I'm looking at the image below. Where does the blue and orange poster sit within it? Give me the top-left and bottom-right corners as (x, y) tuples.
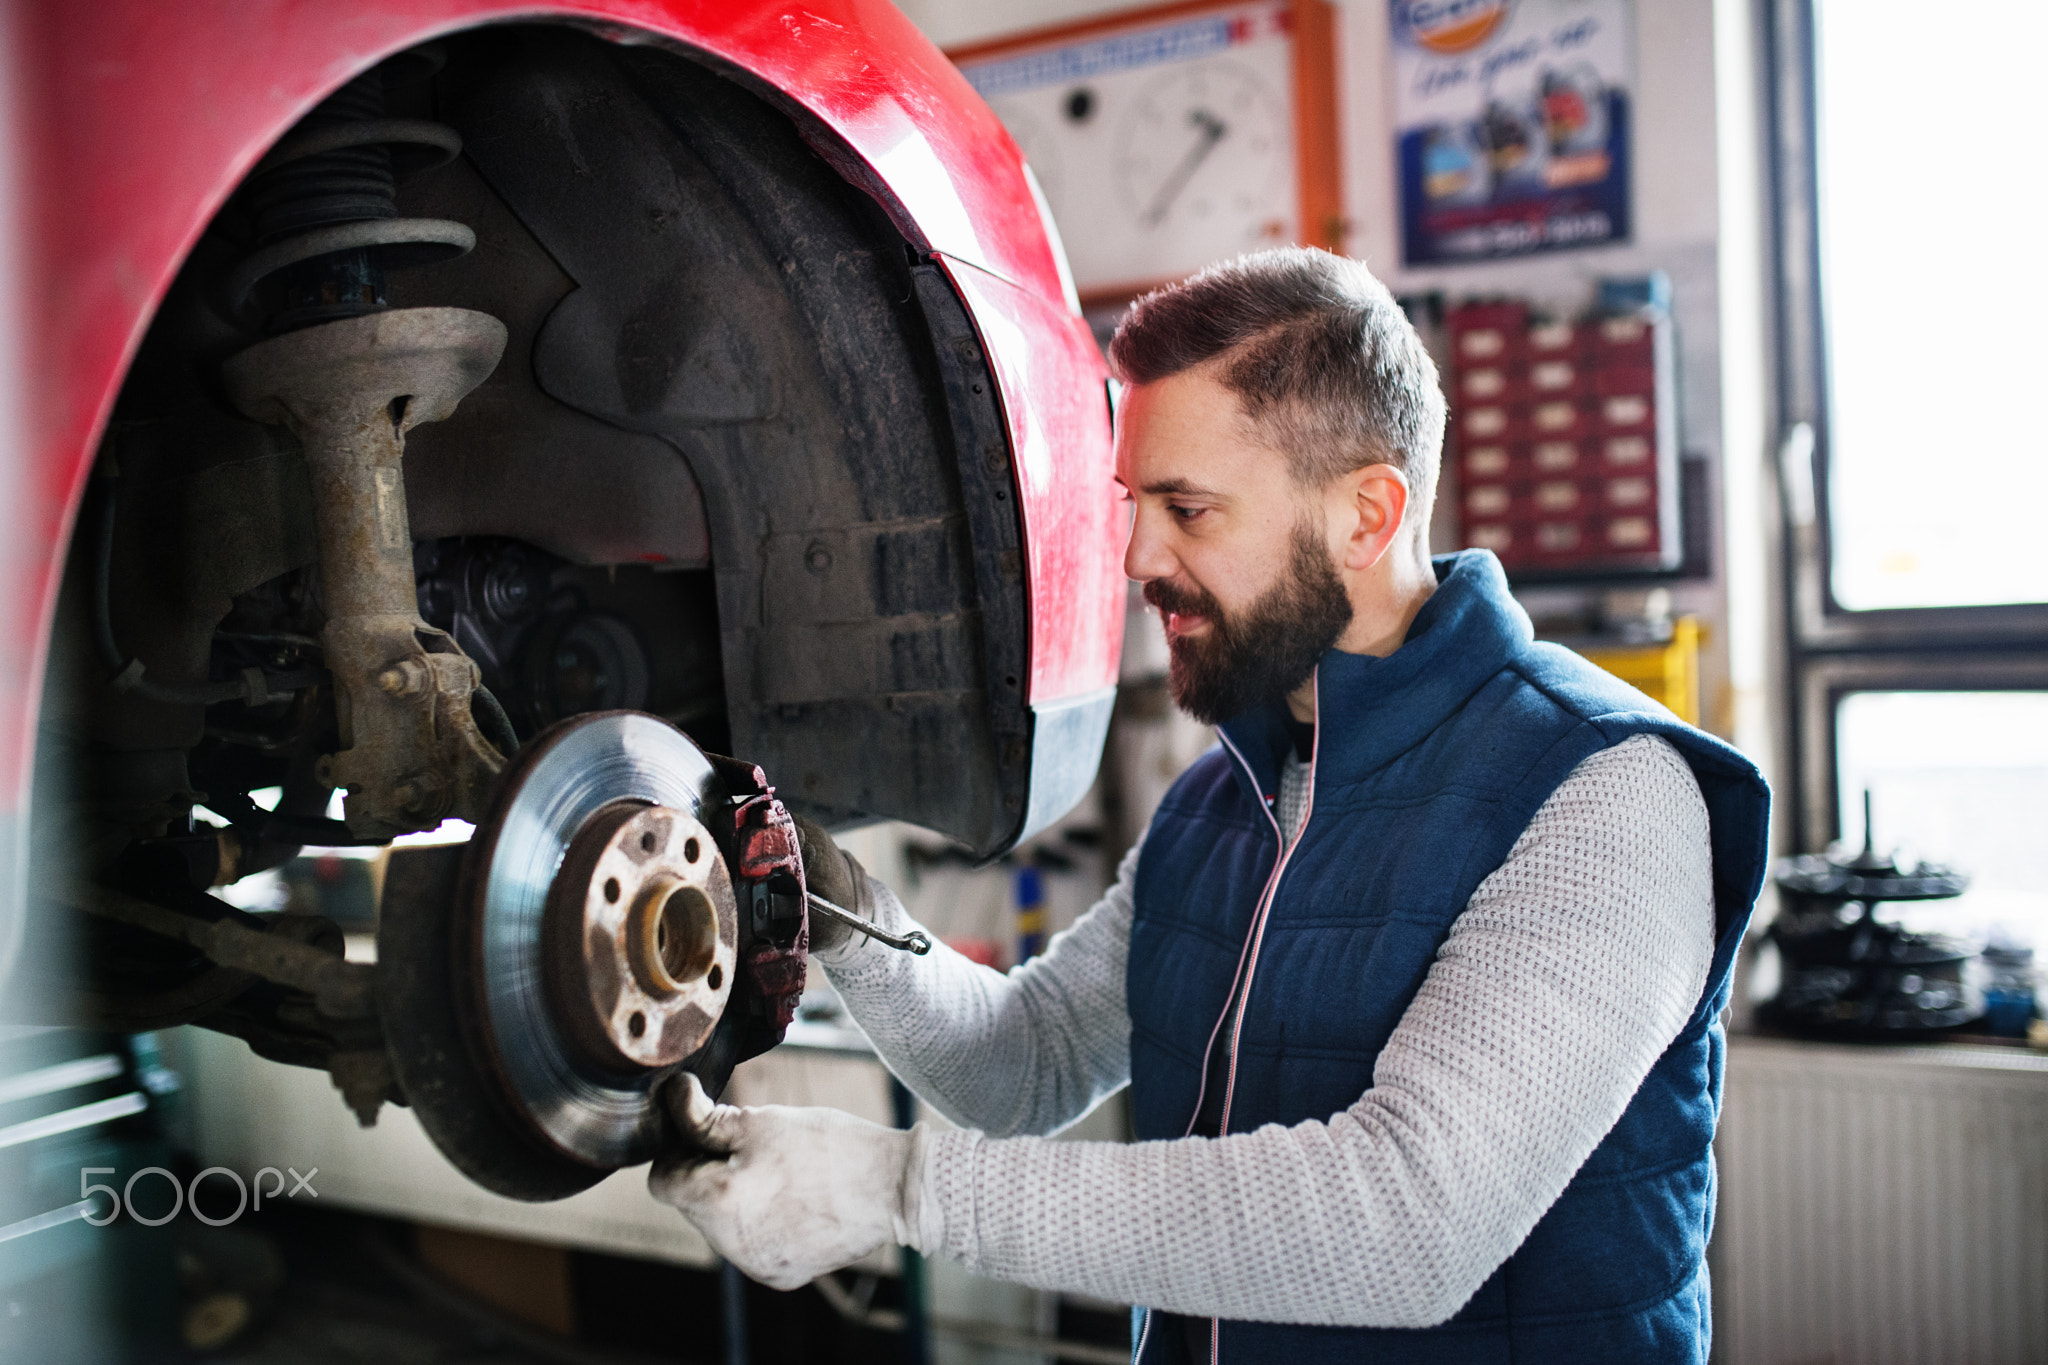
(1393, 0), (1634, 265)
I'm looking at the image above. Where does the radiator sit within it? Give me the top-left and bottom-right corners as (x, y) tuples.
(1714, 1036), (2048, 1365)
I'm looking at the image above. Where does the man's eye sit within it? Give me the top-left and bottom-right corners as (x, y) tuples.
(1170, 504), (1206, 522)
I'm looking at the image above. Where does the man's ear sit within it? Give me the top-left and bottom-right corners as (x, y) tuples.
(1339, 463), (1411, 572)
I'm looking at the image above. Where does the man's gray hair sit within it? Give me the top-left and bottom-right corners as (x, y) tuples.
(1107, 248), (1445, 535)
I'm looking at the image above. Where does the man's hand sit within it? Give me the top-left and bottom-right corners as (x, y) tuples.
(792, 814), (873, 959)
(649, 1073), (925, 1289)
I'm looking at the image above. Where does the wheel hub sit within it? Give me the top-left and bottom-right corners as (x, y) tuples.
(543, 801), (735, 1072)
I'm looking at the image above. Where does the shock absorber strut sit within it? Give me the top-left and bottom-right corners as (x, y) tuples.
(226, 64), (474, 331)
(222, 57), (510, 839)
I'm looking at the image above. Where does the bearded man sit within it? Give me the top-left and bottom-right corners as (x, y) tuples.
(652, 248), (1770, 1365)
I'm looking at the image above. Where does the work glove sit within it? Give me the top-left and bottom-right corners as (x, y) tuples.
(649, 1072), (931, 1289)
(791, 813), (874, 961)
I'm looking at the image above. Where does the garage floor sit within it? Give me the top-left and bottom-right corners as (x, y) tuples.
(204, 1205), (911, 1365)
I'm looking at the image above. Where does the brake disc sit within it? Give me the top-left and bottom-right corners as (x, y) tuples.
(379, 710), (741, 1200)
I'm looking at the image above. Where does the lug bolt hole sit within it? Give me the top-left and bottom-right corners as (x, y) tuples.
(684, 838), (700, 863)
(640, 831), (658, 854)
(708, 965), (723, 991)
(603, 877), (620, 904)
(628, 1011), (646, 1038)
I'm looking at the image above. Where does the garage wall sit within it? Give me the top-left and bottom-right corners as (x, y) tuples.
(899, 0), (1766, 755)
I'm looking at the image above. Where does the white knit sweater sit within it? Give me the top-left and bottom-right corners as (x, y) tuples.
(819, 733), (1716, 1329)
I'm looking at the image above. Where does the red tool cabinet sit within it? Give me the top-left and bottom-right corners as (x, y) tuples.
(1447, 299), (1683, 576)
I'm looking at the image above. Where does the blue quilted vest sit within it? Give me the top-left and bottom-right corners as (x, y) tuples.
(1128, 551), (1769, 1364)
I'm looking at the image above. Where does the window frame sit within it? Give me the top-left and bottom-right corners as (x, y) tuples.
(1766, 0), (2048, 851)
(1794, 654), (2048, 862)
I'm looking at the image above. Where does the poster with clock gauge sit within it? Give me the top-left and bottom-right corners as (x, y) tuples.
(951, 0), (1341, 305)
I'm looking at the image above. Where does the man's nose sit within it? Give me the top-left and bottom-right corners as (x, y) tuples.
(1123, 505), (1174, 584)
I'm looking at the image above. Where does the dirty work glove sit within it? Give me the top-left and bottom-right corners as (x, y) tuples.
(792, 813), (874, 961)
(649, 1073), (931, 1289)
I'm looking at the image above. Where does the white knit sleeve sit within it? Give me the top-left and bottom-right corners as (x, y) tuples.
(819, 836), (1141, 1138)
(910, 734), (1717, 1329)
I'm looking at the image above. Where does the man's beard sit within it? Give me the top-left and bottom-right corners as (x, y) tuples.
(1144, 521), (1353, 726)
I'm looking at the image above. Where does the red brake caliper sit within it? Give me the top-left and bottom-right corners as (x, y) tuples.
(714, 758), (809, 1056)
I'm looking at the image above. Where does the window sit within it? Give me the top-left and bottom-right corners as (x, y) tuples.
(1771, 0), (2048, 862)
(1810, 1), (2048, 612)
(1834, 691), (2048, 944)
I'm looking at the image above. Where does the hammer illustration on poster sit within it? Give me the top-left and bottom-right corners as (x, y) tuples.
(1393, 0), (1634, 265)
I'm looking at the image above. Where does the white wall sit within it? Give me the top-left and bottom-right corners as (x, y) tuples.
(895, 0), (1118, 48)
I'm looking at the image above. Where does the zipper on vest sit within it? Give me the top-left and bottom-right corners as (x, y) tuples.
(1178, 733), (1284, 1142)
(1213, 692), (1318, 1140)
(1186, 671), (1320, 1365)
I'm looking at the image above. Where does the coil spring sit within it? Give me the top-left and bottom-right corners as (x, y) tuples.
(228, 58), (473, 331)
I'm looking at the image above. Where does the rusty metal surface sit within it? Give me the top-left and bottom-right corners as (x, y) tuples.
(221, 306), (509, 838)
(58, 879), (372, 1018)
(541, 802), (735, 1071)
(57, 878), (394, 1123)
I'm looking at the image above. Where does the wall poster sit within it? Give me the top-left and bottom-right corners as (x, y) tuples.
(1392, 0), (1634, 266)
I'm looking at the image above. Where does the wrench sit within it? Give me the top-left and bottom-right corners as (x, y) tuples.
(804, 892), (932, 955)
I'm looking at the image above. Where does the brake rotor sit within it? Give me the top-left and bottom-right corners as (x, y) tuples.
(380, 710), (741, 1200)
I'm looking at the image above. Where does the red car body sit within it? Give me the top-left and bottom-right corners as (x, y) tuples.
(0, 0), (1125, 984)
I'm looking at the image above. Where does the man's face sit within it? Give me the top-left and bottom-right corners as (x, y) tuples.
(1115, 369), (1353, 725)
